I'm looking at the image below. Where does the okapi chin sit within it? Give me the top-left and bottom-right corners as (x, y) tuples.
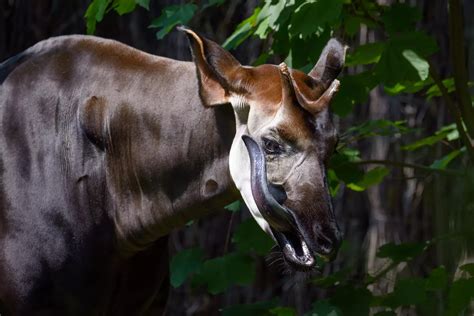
(0, 27), (344, 315)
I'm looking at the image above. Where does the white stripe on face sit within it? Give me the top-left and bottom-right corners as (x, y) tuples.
(228, 124), (272, 236)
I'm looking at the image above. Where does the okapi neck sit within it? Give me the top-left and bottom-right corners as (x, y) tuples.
(96, 88), (238, 256)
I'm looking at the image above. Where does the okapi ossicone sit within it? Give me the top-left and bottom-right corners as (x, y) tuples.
(0, 27), (344, 315)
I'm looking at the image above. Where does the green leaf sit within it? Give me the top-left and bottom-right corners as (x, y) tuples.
(446, 277), (474, 316)
(136, 0), (150, 10)
(384, 78), (432, 96)
(306, 300), (342, 316)
(382, 278), (427, 308)
(430, 148), (465, 170)
(391, 32), (438, 57)
(225, 200), (241, 212)
(329, 152), (364, 184)
(346, 43), (385, 67)
(222, 299), (279, 316)
(253, 52), (270, 66)
(223, 7), (261, 49)
(289, 0), (343, 38)
(338, 148), (361, 160)
(149, 4), (197, 39)
(270, 306), (297, 316)
(256, 0), (287, 38)
(376, 242), (427, 263)
(170, 247), (204, 288)
(286, 28), (331, 69)
(223, 0), (291, 49)
(403, 132), (448, 151)
(382, 3), (421, 34)
(425, 266), (448, 290)
(460, 263), (474, 277)
(375, 32), (437, 86)
(425, 78), (455, 100)
(113, 0), (136, 15)
(331, 71), (378, 116)
(402, 124), (457, 151)
(402, 49), (429, 81)
(327, 168), (341, 197)
(192, 252), (256, 294)
(426, 80), (474, 100)
(84, 0), (111, 34)
(232, 218), (274, 255)
(347, 167), (389, 192)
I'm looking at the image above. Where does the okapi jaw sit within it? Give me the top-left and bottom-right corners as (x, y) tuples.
(182, 27), (345, 271)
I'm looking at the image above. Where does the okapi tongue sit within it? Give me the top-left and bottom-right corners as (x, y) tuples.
(242, 135), (294, 232)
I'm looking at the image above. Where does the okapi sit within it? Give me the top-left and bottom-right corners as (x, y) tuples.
(0, 27), (344, 315)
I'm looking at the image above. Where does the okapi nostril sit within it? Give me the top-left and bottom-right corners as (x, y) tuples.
(268, 183), (287, 204)
(204, 179), (218, 195)
(317, 234), (335, 254)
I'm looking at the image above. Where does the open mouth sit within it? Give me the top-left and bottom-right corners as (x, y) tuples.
(271, 228), (315, 270)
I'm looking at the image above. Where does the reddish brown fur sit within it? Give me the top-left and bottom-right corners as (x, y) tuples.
(242, 65), (326, 144)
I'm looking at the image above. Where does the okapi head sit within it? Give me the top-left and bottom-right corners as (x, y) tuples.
(181, 27), (344, 271)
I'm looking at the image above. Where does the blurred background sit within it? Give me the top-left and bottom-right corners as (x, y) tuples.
(1, 0), (473, 315)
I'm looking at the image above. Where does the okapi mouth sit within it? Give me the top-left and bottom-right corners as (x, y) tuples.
(242, 135), (328, 271)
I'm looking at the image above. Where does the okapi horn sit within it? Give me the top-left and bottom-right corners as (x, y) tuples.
(242, 135), (295, 231)
(290, 75), (340, 115)
(278, 62), (340, 115)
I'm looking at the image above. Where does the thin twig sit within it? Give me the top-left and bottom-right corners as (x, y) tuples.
(354, 159), (464, 176)
(429, 61), (474, 162)
(365, 261), (399, 286)
(223, 211), (236, 255)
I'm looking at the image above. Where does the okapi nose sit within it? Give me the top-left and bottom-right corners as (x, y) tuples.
(314, 224), (343, 259)
(268, 183), (287, 204)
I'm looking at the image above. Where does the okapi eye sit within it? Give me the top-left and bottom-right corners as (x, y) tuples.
(262, 137), (284, 155)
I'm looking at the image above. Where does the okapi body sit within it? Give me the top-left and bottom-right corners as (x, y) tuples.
(0, 28), (344, 315)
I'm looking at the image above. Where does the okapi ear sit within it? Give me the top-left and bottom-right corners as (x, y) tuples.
(308, 38), (345, 89)
(287, 39), (345, 115)
(179, 26), (243, 107)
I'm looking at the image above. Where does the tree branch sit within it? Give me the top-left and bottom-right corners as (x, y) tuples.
(429, 61), (474, 162)
(448, 0), (474, 138)
(355, 159), (464, 176)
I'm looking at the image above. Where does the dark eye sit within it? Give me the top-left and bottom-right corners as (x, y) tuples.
(262, 137), (284, 155)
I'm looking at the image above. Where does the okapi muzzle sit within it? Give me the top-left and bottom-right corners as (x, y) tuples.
(181, 27), (345, 271)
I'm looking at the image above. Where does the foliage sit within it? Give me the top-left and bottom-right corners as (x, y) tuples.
(169, 216), (273, 295)
(149, 4), (197, 39)
(85, 0), (150, 34)
(167, 204), (473, 314)
(84, 0), (474, 314)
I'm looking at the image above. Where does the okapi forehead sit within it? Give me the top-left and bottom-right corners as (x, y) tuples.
(244, 64), (329, 143)
(244, 64), (283, 114)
